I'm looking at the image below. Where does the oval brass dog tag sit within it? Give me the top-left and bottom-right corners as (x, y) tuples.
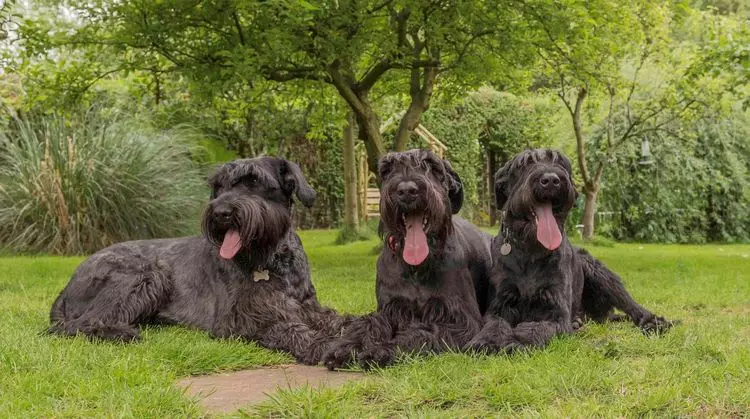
(500, 243), (512, 256)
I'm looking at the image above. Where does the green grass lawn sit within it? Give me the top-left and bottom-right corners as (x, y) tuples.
(1, 231), (749, 417)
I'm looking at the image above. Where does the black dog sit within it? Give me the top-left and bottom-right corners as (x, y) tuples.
(467, 149), (672, 352)
(324, 149), (492, 370)
(49, 157), (345, 364)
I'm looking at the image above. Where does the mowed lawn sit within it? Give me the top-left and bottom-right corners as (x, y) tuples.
(1, 231), (749, 417)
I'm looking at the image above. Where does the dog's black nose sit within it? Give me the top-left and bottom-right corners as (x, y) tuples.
(213, 205), (234, 224)
(539, 173), (561, 188)
(396, 181), (419, 198)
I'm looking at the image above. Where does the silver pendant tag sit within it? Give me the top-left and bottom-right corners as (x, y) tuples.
(500, 243), (512, 256)
(253, 269), (270, 282)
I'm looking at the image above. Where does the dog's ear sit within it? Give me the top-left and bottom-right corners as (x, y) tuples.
(378, 154), (394, 182)
(207, 163), (230, 200)
(494, 162), (510, 210)
(442, 160), (464, 214)
(280, 160), (316, 207)
(554, 150), (574, 177)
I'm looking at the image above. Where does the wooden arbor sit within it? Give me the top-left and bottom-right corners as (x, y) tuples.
(357, 117), (448, 221)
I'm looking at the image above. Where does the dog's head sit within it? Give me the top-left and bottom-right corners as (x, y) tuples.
(494, 149), (577, 251)
(202, 157), (315, 265)
(378, 149), (463, 266)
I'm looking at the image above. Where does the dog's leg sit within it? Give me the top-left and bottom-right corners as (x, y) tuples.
(300, 300), (353, 337)
(578, 249), (673, 334)
(465, 316), (518, 353)
(49, 270), (171, 342)
(511, 320), (571, 348)
(260, 322), (331, 365)
(358, 297), (482, 368)
(323, 312), (395, 370)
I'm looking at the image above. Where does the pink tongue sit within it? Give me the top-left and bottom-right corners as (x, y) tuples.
(535, 204), (562, 251)
(219, 229), (242, 260)
(403, 214), (429, 266)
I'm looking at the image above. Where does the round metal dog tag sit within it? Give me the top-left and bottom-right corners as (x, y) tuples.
(500, 243), (512, 256)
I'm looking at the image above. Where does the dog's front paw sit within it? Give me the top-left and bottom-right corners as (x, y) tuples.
(297, 346), (325, 366)
(357, 345), (396, 370)
(322, 341), (359, 370)
(464, 336), (519, 354)
(639, 314), (675, 335)
(464, 338), (499, 354)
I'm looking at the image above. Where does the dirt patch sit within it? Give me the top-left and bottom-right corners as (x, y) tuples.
(177, 364), (363, 413)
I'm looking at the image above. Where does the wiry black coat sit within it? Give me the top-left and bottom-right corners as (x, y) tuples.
(467, 149), (672, 352)
(324, 149), (492, 370)
(49, 157), (346, 364)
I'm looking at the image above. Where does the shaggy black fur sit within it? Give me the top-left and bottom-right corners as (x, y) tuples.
(467, 149), (673, 352)
(324, 149), (492, 370)
(48, 157), (346, 365)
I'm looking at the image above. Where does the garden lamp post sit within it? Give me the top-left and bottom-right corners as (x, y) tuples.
(639, 136), (653, 165)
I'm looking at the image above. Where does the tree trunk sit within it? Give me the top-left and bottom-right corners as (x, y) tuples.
(393, 65), (438, 151)
(582, 185), (599, 240)
(342, 112), (359, 230)
(393, 103), (424, 151)
(326, 64), (386, 175)
(355, 110), (385, 175)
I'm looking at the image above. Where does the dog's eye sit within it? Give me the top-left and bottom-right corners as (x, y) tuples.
(244, 176), (258, 187)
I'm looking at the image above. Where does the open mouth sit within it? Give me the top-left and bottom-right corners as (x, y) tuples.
(531, 202), (562, 251)
(401, 213), (430, 233)
(219, 228), (243, 260)
(400, 211), (430, 266)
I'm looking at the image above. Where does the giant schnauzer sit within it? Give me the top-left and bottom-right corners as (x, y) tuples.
(467, 149), (673, 352)
(49, 157), (345, 364)
(324, 149), (492, 370)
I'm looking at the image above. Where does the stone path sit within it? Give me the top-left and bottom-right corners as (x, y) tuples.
(176, 364), (362, 414)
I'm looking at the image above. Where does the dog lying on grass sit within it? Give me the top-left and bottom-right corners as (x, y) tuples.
(467, 149), (674, 353)
(324, 149), (492, 369)
(49, 157), (346, 365)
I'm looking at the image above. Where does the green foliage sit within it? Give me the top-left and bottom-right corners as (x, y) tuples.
(596, 111), (750, 243)
(0, 112), (205, 255)
(8, 0), (750, 242)
(287, 132), (347, 229)
(194, 138), (239, 165)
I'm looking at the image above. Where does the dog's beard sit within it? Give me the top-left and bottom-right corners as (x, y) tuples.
(202, 197), (292, 265)
(380, 181), (451, 266)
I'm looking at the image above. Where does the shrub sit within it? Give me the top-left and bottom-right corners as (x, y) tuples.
(0, 112), (206, 255)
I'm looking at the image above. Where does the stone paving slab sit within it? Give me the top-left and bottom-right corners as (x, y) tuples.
(177, 364), (363, 413)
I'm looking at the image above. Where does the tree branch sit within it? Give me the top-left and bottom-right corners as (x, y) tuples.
(442, 29), (495, 71)
(357, 58), (393, 92)
(572, 87), (591, 185)
(232, 12), (246, 45)
(264, 66), (330, 82)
